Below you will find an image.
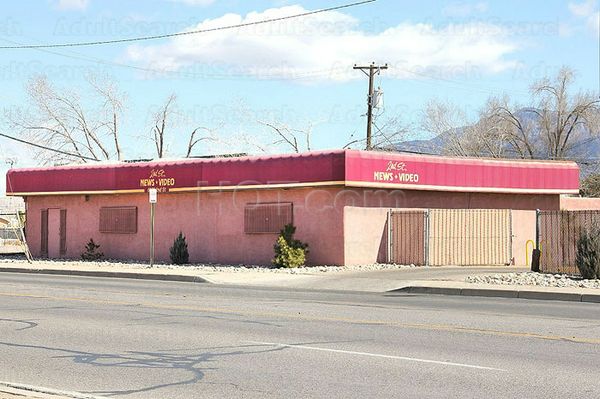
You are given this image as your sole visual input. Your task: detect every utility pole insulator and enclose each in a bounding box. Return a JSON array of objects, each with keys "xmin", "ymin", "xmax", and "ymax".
[{"xmin": 354, "ymin": 62, "xmax": 388, "ymax": 151}]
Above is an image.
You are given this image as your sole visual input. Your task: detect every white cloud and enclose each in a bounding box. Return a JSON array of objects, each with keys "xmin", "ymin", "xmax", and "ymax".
[
  {"xmin": 569, "ymin": 0, "xmax": 596, "ymax": 17},
  {"xmin": 52, "ymin": 0, "xmax": 217, "ymax": 12},
  {"xmin": 568, "ymin": 0, "xmax": 599, "ymax": 34},
  {"xmin": 55, "ymin": 0, "xmax": 89, "ymax": 10},
  {"xmin": 125, "ymin": 5, "xmax": 519, "ymax": 82}
]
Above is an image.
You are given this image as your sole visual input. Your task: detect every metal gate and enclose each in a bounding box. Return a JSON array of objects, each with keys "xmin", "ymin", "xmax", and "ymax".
[
  {"xmin": 388, "ymin": 209, "xmax": 513, "ymax": 266},
  {"xmin": 388, "ymin": 211, "xmax": 427, "ymax": 265},
  {"xmin": 428, "ymin": 209, "xmax": 512, "ymax": 266},
  {"xmin": 538, "ymin": 210, "xmax": 600, "ymax": 275},
  {"xmin": 0, "ymin": 212, "xmax": 25, "ymax": 255}
]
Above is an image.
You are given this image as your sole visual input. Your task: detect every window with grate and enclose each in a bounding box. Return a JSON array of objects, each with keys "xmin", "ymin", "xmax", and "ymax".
[
  {"xmin": 99, "ymin": 207, "xmax": 138, "ymax": 234},
  {"xmin": 244, "ymin": 202, "xmax": 293, "ymax": 234}
]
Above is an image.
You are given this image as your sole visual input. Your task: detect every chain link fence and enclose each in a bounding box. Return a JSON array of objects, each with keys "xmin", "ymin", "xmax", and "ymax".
[
  {"xmin": 538, "ymin": 210, "xmax": 600, "ymax": 275},
  {"xmin": 0, "ymin": 197, "xmax": 25, "ymax": 254},
  {"xmin": 388, "ymin": 209, "xmax": 513, "ymax": 266}
]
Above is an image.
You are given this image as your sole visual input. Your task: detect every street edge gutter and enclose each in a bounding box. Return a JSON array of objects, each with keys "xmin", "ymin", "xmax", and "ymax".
[
  {"xmin": 390, "ymin": 286, "xmax": 600, "ymax": 303},
  {"xmin": 0, "ymin": 267, "xmax": 212, "ymax": 284},
  {"xmin": 0, "ymin": 381, "xmax": 110, "ymax": 399}
]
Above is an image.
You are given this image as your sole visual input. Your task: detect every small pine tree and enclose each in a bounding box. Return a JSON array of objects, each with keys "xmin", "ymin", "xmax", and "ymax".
[
  {"xmin": 272, "ymin": 224, "xmax": 309, "ymax": 268},
  {"xmin": 81, "ymin": 238, "xmax": 104, "ymax": 261},
  {"xmin": 576, "ymin": 225, "xmax": 600, "ymax": 279},
  {"xmin": 170, "ymin": 232, "xmax": 190, "ymax": 265}
]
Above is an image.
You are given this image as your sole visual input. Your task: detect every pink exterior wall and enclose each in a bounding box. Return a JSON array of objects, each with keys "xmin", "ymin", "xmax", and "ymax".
[
  {"xmin": 343, "ymin": 207, "xmax": 389, "ymax": 266},
  {"xmin": 560, "ymin": 196, "xmax": 600, "ymax": 210},
  {"xmin": 25, "ymin": 188, "xmax": 346, "ymax": 266},
  {"xmin": 347, "ymin": 188, "xmax": 560, "ymax": 210},
  {"xmin": 344, "ymin": 208, "xmax": 539, "ymax": 267},
  {"xmin": 511, "ymin": 210, "xmax": 536, "ymax": 267},
  {"xmin": 24, "ymin": 186, "xmax": 563, "ymax": 266}
]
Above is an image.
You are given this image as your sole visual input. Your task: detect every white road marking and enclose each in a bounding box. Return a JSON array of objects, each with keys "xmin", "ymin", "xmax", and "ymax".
[{"xmin": 247, "ymin": 341, "xmax": 506, "ymax": 371}]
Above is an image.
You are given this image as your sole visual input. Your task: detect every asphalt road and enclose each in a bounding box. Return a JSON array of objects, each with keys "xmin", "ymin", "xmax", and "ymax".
[{"xmin": 0, "ymin": 273, "xmax": 599, "ymax": 398}]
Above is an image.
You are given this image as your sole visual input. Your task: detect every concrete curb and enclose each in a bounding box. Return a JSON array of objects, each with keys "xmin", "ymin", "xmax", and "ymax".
[
  {"xmin": 391, "ymin": 286, "xmax": 600, "ymax": 303},
  {"xmin": 0, "ymin": 381, "xmax": 109, "ymax": 399},
  {"xmin": 0, "ymin": 267, "xmax": 211, "ymax": 284}
]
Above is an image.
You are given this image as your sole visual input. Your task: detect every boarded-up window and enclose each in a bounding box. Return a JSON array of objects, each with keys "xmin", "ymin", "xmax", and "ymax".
[
  {"xmin": 41, "ymin": 209, "xmax": 48, "ymax": 257},
  {"xmin": 99, "ymin": 207, "xmax": 138, "ymax": 234},
  {"xmin": 59, "ymin": 209, "xmax": 67, "ymax": 256},
  {"xmin": 244, "ymin": 202, "xmax": 293, "ymax": 234}
]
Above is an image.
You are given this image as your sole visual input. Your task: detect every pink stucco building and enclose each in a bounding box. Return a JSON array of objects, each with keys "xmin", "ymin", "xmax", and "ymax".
[{"xmin": 5, "ymin": 150, "xmax": 583, "ymax": 266}]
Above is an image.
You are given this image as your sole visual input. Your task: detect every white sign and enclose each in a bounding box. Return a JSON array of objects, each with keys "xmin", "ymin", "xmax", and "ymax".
[{"xmin": 149, "ymin": 188, "xmax": 157, "ymax": 204}]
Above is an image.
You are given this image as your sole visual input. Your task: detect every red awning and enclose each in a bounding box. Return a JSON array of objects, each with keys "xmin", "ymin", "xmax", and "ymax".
[{"xmin": 5, "ymin": 150, "xmax": 580, "ymax": 196}]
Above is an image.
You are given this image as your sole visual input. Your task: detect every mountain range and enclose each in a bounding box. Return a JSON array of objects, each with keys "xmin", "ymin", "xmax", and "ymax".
[{"xmin": 394, "ymin": 108, "xmax": 600, "ymax": 176}]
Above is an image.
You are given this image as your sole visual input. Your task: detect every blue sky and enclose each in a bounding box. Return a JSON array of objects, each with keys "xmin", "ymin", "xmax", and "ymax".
[{"xmin": 1, "ymin": 0, "xmax": 599, "ymax": 192}]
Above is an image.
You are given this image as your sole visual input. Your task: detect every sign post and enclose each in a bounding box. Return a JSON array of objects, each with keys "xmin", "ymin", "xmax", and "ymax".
[{"xmin": 149, "ymin": 188, "xmax": 157, "ymax": 267}]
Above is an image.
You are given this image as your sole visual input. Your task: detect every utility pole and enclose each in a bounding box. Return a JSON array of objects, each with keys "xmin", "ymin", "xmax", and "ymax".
[{"xmin": 353, "ymin": 62, "xmax": 388, "ymax": 150}]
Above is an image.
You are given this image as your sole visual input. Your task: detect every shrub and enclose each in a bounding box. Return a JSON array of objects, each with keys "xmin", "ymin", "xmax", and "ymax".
[
  {"xmin": 170, "ymin": 232, "xmax": 190, "ymax": 265},
  {"xmin": 81, "ymin": 238, "xmax": 103, "ymax": 261},
  {"xmin": 272, "ymin": 224, "xmax": 309, "ymax": 268},
  {"xmin": 576, "ymin": 225, "xmax": 600, "ymax": 279}
]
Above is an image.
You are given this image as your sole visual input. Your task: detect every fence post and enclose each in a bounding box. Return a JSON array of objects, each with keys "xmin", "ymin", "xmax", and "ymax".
[
  {"xmin": 531, "ymin": 209, "xmax": 541, "ymax": 272},
  {"xmin": 386, "ymin": 209, "xmax": 392, "ymax": 264},
  {"xmin": 535, "ymin": 209, "xmax": 540, "ymax": 250},
  {"xmin": 424, "ymin": 209, "xmax": 430, "ymax": 266}
]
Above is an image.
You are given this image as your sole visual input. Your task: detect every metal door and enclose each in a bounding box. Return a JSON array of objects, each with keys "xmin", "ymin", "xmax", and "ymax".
[
  {"xmin": 428, "ymin": 209, "xmax": 512, "ymax": 266},
  {"xmin": 389, "ymin": 211, "xmax": 427, "ymax": 265}
]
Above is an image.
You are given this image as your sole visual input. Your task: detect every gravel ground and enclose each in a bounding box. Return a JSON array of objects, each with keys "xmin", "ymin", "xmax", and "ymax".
[
  {"xmin": 0, "ymin": 255, "xmax": 416, "ymax": 274},
  {"xmin": 466, "ymin": 272, "xmax": 600, "ymax": 289}
]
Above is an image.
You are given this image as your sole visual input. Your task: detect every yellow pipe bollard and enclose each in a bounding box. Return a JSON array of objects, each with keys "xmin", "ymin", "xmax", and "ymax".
[
  {"xmin": 525, "ymin": 240, "xmax": 544, "ymax": 267},
  {"xmin": 526, "ymin": 240, "xmax": 534, "ymax": 266}
]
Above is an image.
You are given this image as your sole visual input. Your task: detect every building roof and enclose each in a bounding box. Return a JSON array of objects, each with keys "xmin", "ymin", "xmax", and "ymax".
[{"xmin": 5, "ymin": 149, "xmax": 580, "ymax": 196}]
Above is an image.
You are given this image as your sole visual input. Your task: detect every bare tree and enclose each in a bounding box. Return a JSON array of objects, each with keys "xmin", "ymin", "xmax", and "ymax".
[
  {"xmin": 479, "ymin": 96, "xmax": 537, "ymax": 158},
  {"xmin": 186, "ymin": 126, "xmax": 221, "ymax": 157},
  {"xmin": 421, "ymin": 100, "xmax": 472, "ymax": 156},
  {"xmin": 5, "ymin": 75, "xmax": 125, "ymax": 164},
  {"xmin": 529, "ymin": 67, "xmax": 600, "ymax": 159},
  {"xmin": 87, "ymin": 75, "xmax": 125, "ymax": 161},
  {"xmin": 581, "ymin": 173, "xmax": 600, "ymax": 197},
  {"xmin": 257, "ymin": 120, "xmax": 315, "ymax": 153},
  {"xmin": 150, "ymin": 94, "xmax": 177, "ymax": 158},
  {"xmin": 147, "ymin": 95, "xmax": 228, "ymax": 158},
  {"xmin": 422, "ymin": 67, "xmax": 600, "ymax": 161},
  {"xmin": 344, "ymin": 116, "xmax": 410, "ymax": 150}
]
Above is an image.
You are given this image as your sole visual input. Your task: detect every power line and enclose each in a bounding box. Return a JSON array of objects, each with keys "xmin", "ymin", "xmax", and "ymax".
[
  {"xmin": 0, "ymin": 132, "xmax": 99, "ymax": 162},
  {"xmin": 398, "ymin": 67, "xmax": 531, "ymax": 97},
  {"xmin": 0, "ymin": 36, "xmax": 351, "ymax": 82},
  {"xmin": 0, "ymin": 0, "xmax": 377, "ymax": 49},
  {"xmin": 0, "ymin": 32, "xmax": 533, "ymax": 95},
  {"xmin": 0, "ymin": 33, "xmax": 538, "ymax": 94}
]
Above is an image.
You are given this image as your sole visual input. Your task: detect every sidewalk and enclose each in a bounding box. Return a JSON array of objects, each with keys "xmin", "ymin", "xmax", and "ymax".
[
  {"xmin": 0, "ymin": 258, "xmax": 522, "ymax": 290},
  {"xmin": 1, "ymin": 258, "xmax": 599, "ymax": 302},
  {"xmin": 390, "ymin": 281, "xmax": 600, "ymax": 303}
]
